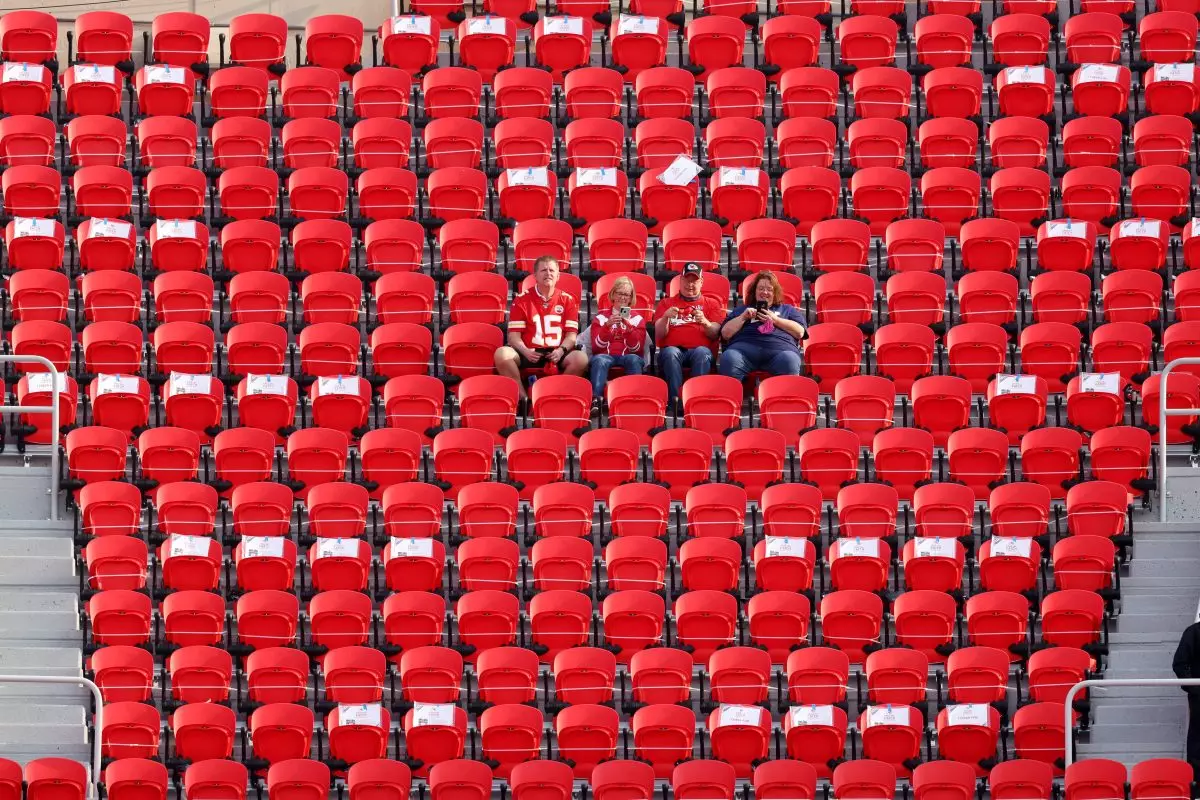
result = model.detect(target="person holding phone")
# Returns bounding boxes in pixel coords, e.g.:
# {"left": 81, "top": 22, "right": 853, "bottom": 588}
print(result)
{"left": 718, "top": 270, "right": 807, "bottom": 381}
{"left": 654, "top": 263, "right": 724, "bottom": 411}
{"left": 587, "top": 276, "right": 647, "bottom": 411}
{"left": 495, "top": 255, "right": 588, "bottom": 401}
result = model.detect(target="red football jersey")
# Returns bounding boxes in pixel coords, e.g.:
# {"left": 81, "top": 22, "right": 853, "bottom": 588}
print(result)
{"left": 508, "top": 286, "right": 580, "bottom": 349}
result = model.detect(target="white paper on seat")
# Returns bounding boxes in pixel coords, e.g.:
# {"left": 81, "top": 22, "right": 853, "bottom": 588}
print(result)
{"left": 26, "top": 372, "right": 67, "bottom": 393}
{"left": 146, "top": 65, "right": 187, "bottom": 85}
{"left": 156, "top": 219, "right": 197, "bottom": 240}
{"left": 789, "top": 705, "right": 834, "bottom": 727}
{"left": 88, "top": 219, "right": 132, "bottom": 239}
{"left": 1118, "top": 219, "right": 1162, "bottom": 239}
{"left": 658, "top": 155, "right": 702, "bottom": 187}
{"left": 946, "top": 703, "right": 990, "bottom": 726}
{"left": 865, "top": 705, "right": 910, "bottom": 727}
{"left": 168, "top": 534, "right": 212, "bottom": 558}
{"left": 2, "top": 63, "right": 43, "bottom": 83}
{"left": 246, "top": 374, "right": 290, "bottom": 396}
{"left": 618, "top": 14, "right": 660, "bottom": 34}
{"left": 1077, "top": 64, "right": 1120, "bottom": 84}
{"left": 317, "top": 375, "right": 359, "bottom": 397}
{"left": 718, "top": 704, "right": 763, "bottom": 727}
{"left": 719, "top": 167, "right": 760, "bottom": 187}
{"left": 412, "top": 702, "right": 456, "bottom": 727}
{"left": 338, "top": 703, "right": 383, "bottom": 727}
{"left": 1004, "top": 66, "right": 1045, "bottom": 84}
{"left": 242, "top": 536, "right": 286, "bottom": 559}
{"left": 577, "top": 168, "right": 618, "bottom": 187}
{"left": 467, "top": 15, "right": 508, "bottom": 35}
{"left": 168, "top": 372, "right": 212, "bottom": 397}
{"left": 315, "top": 538, "right": 361, "bottom": 559}
{"left": 764, "top": 536, "right": 807, "bottom": 558}
{"left": 988, "top": 536, "right": 1033, "bottom": 557}
{"left": 506, "top": 167, "right": 550, "bottom": 187}
{"left": 96, "top": 374, "right": 142, "bottom": 396}
{"left": 391, "top": 537, "right": 435, "bottom": 558}
{"left": 392, "top": 15, "right": 433, "bottom": 35}
{"left": 543, "top": 15, "right": 585, "bottom": 35}
{"left": 1046, "top": 220, "right": 1088, "bottom": 239}
{"left": 74, "top": 64, "right": 116, "bottom": 84}
{"left": 1191, "top": 218, "right": 1200, "bottom": 237}
{"left": 833, "top": 538, "right": 880, "bottom": 559}
{"left": 913, "top": 537, "right": 956, "bottom": 558}
{"left": 12, "top": 217, "right": 56, "bottom": 239}
{"left": 994, "top": 374, "right": 1037, "bottom": 395}
{"left": 1156, "top": 63, "right": 1195, "bottom": 82}
{"left": 1079, "top": 372, "right": 1120, "bottom": 394}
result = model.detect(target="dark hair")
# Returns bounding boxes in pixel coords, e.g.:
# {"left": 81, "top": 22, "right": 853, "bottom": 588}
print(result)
{"left": 742, "top": 270, "right": 784, "bottom": 306}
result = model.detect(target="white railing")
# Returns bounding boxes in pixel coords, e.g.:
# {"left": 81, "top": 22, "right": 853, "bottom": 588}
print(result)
{"left": 0, "top": 675, "right": 102, "bottom": 800}
{"left": 0, "top": 357, "right": 61, "bottom": 521}
{"left": 1064, "top": 677, "right": 1199, "bottom": 766}
{"left": 1157, "top": 358, "right": 1200, "bottom": 523}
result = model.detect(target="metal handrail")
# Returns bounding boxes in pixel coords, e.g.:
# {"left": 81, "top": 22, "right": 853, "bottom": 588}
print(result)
{"left": 1064, "top": 677, "right": 1200, "bottom": 766}
{"left": 0, "top": 675, "right": 102, "bottom": 799}
{"left": 1157, "top": 358, "right": 1200, "bottom": 522}
{"left": 0, "top": 357, "right": 61, "bottom": 521}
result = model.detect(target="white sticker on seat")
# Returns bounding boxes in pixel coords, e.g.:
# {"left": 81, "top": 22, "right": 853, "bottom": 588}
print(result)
{"left": 789, "top": 705, "right": 834, "bottom": 726}
{"left": 168, "top": 372, "right": 212, "bottom": 398}
{"left": 317, "top": 376, "right": 360, "bottom": 397}
{"left": 146, "top": 65, "right": 187, "bottom": 85}
{"left": 88, "top": 218, "right": 133, "bottom": 239}
{"left": 946, "top": 703, "right": 990, "bottom": 726}
{"left": 1118, "top": 219, "right": 1162, "bottom": 239}
{"left": 913, "top": 537, "right": 956, "bottom": 558}
{"left": 995, "top": 374, "right": 1037, "bottom": 395}
{"left": 506, "top": 167, "right": 550, "bottom": 187}
{"left": 338, "top": 703, "right": 383, "bottom": 727}
{"left": 26, "top": 372, "right": 67, "bottom": 393}
{"left": 1077, "top": 64, "right": 1120, "bottom": 84}
{"left": 467, "top": 15, "right": 508, "bottom": 35}
{"left": 246, "top": 374, "right": 290, "bottom": 396}
{"left": 412, "top": 702, "right": 456, "bottom": 727}
{"left": 2, "top": 63, "right": 44, "bottom": 83}
{"left": 576, "top": 168, "right": 618, "bottom": 187}
{"left": 1004, "top": 66, "right": 1045, "bottom": 85}
{"left": 96, "top": 374, "right": 142, "bottom": 396}
{"left": 241, "top": 536, "right": 286, "bottom": 559}
{"left": 988, "top": 536, "right": 1032, "bottom": 557}
{"left": 1155, "top": 63, "right": 1194, "bottom": 82}
{"left": 1079, "top": 372, "right": 1120, "bottom": 394}
{"left": 832, "top": 538, "right": 880, "bottom": 559}
{"left": 618, "top": 14, "right": 660, "bottom": 34}
{"left": 1046, "top": 220, "right": 1088, "bottom": 239}
{"left": 392, "top": 15, "right": 433, "bottom": 35}
{"left": 719, "top": 167, "right": 760, "bottom": 187}
{"left": 543, "top": 16, "right": 585, "bottom": 35}
{"left": 12, "top": 217, "right": 56, "bottom": 238}
{"left": 74, "top": 64, "right": 116, "bottom": 84}
{"left": 865, "top": 705, "right": 911, "bottom": 727}
{"left": 156, "top": 219, "right": 197, "bottom": 240}
{"left": 718, "top": 704, "right": 763, "bottom": 727}
{"left": 391, "top": 537, "right": 434, "bottom": 558}
{"left": 764, "top": 536, "right": 807, "bottom": 558}
{"left": 658, "top": 155, "right": 702, "bottom": 187}
{"left": 315, "top": 538, "right": 361, "bottom": 559}
{"left": 168, "top": 534, "right": 212, "bottom": 558}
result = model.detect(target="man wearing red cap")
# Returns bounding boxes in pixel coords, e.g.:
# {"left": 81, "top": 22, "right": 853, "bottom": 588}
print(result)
{"left": 653, "top": 262, "right": 724, "bottom": 411}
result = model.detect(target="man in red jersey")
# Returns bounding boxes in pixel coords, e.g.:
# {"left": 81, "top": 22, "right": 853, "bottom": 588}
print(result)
{"left": 495, "top": 255, "right": 588, "bottom": 400}
{"left": 653, "top": 263, "right": 723, "bottom": 410}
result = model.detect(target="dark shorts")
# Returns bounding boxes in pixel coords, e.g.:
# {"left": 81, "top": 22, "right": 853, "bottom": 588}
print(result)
{"left": 517, "top": 349, "right": 554, "bottom": 372}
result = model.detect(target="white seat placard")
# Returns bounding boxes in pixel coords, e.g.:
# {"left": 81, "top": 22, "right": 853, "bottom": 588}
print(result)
{"left": 865, "top": 705, "right": 911, "bottom": 727}
{"left": 75, "top": 64, "right": 116, "bottom": 84}
{"left": 1079, "top": 372, "right": 1120, "bottom": 394}
{"left": 618, "top": 14, "right": 660, "bottom": 34}
{"left": 392, "top": 16, "right": 433, "bottom": 35}
{"left": 96, "top": 374, "right": 142, "bottom": 396}
{"left": 576, "top": 168, "right": 618, "bottom": 187}
{"left": 168, "top": 534, "right": 212, "bottom": 558}
{"left": 719, "top": 167, "right": 760, "bottom": 187}
{"left": 412, "top": 702, "right": 456, "bottom": 727}
{"left": 913, "top": 537, "right": 956, "bottom": 558}
{"left": 168, "top": 372, "right": 212, "bottom": 398}
{"left": 764, "top": 536, "right": 807, "bottom": 558}
{"left": 1004, "top": 66, "right": 1045, "bottom": 84}
{"left": 467, "top": 16, "right": 508, "bottom": 35}
{"left": 658, "top": 155, "right": 702, "bottom": 187}
{"left": 1046, "top": 220, "right": 1088, "bottom": 239}
{"left": 1118, "top": 219, "right": 1162, "bottom": 239}
{"left": 789, "top": 705, "right": 834, "bottom": 727}
{"left": 338, "top": 703, "right": 383, "bottom": 727}
{"left": 946, "top": 703, "right": 990, "bottom": 726}
{"left": 156, "top": 219, "right": 197, "bottom": 240}
{"left": 506, "top": 167, "right": 550, "bottom": 187}
{"left": 317, "top": 376, "right": 360, "bottom": 397}
{"left": 12, "top": 217, "right": 56, "bottom": 238}
{"left": 391, "top": 537, "right": 435, "bottom": 558}
{"left": 718, "top": 704, "right": 764, "bottom": 727}
{"left": 146, "top": 65, "right": 187, "bottom": 85}
{"left": 1077, "top": 64, "right": 1120, "bottom": 84}
{"left": 246, "top": 374, "right": 290, "bottom": 396}
{"left": 832, "top": 538, "right": 880, "bottom": 559}
{"left": 3, "top": 63, "right": 44, "bottom": 83}
{"left": 26, "top": 373, "right": 67, "bottom": 393}
{"left": 241, "top": 536, "right": 286, "bottom": 559}
{"left": 1156, "top": 63, "right": 1195, "bottom": 82}
{"left": 315, "top": 538, "right": 361, "bottom": 559}
{"left": 994, "top": 374, "right": 1037, "bottom": 395}
{"left": 543, "top": 16, "right": 585, "bottom": 35}
{"left": 88, "top": 219, "right": 133, "bottom": 239}
{"left": 988, "top": 536, "right": 1033, "bottom": 557}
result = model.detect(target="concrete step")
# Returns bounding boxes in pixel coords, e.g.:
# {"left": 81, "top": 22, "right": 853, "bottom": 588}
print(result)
{"left": 0, "top": 647, "right": 85, "bottom": 704}
{"left": 0, "top": 592, "right": 79, "bottom": 646}
{"left": 0, "top": 538, "right": 75, "bottom": 589}
{"left": 0, "top": 703, "right": 88, "bottom": 747}
{"left": 0, "top": 466, "right": 56, "bottom": 522}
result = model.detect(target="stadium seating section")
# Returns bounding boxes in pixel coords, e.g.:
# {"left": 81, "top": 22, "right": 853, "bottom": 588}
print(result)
{"left": 0, "top": 1, "right": 1192, "bottom": 797}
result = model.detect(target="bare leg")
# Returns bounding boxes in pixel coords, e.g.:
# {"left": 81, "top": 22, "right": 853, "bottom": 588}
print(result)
{"left": 495, "top": 347, "right": 526, "bottom": 399}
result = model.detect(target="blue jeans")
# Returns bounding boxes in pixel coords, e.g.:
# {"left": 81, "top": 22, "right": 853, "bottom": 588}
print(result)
{"left": 591, "top": 353, "right": 645, "bottom": 398}
{"left": 719, "top": 343, "right": 802, "bottom": 382}
{"left": 658, "top": 346, "right": 715, "bottom": 404}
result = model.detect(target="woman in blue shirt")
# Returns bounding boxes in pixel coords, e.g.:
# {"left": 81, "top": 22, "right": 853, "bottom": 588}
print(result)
{"left": 718, "top": 270, "right": 807, "bottom": 381}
